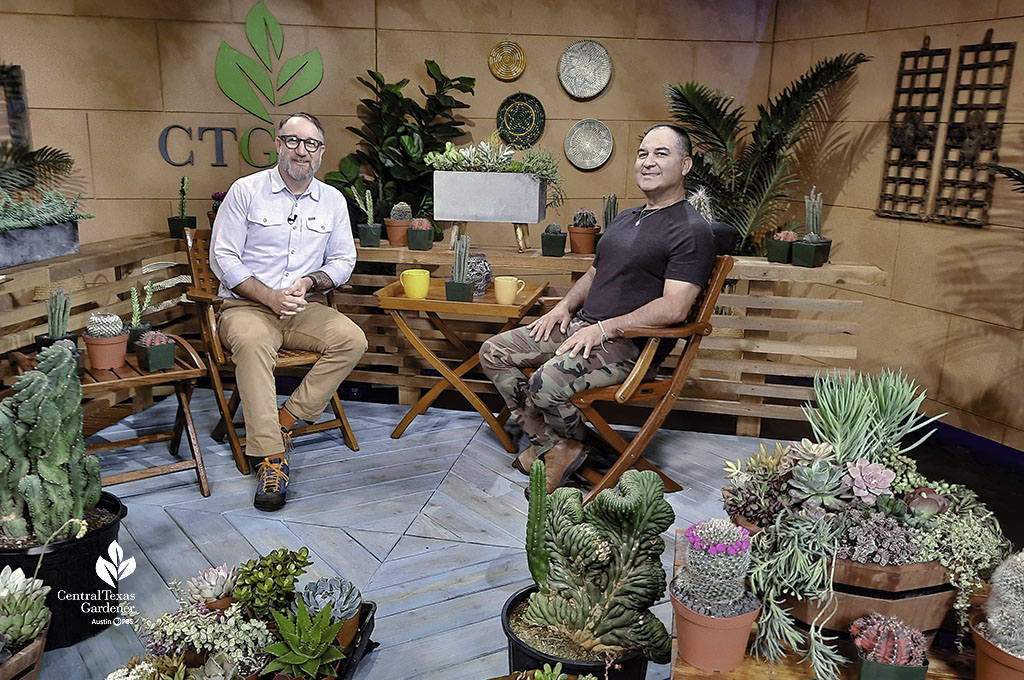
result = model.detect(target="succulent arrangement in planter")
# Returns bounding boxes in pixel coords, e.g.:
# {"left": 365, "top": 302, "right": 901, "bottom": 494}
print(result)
{"left": 353, "top": 189, "right": 380, "bottom": 248}
{"left": 135, "top": 330, "right": 176, "bottom": 372}
{"left": 407, "top": 216, "right": 434, "bottom": 251}
{"left": 766, "top": 229, "right": 798, "bottom": 263}
{"left": 83, "top": 311, "right": 129, "bottom": 370}
{"left": 168, "top": 176, "right": 196, "bottom": 239}
{"left": 792, "top": 186, "right": 830, "bottom": 267}
{"left": 128, "top": 280, "right": 155, "bottom": 346}
{"left": 540, "top": 224, "right": 566, "bottom": 257}
{"left": 295, "top": 576, "right": 362, "bottom": 652}
{"left": 0, "top": 565, "right": 51, "bottom": 677}
{"left": 721, "top": 369, "right": 1010, "bottom": 680}
{"left": 384, "top": 201, "right": 413, "bottom": 246}
{"left": 670, "top": 518, "right": 760, "bottom": 673}
{"left": 445, "top": 234, "right": 473, "bottom": 302}
{"left": 265, "top": 598, "right": 346, "bottom": 679}
{"left": 850, "top": 613, "right": 928, "bottom": 680}
{"left": 501, "top": 460, "right": 672, "bottom": 680}
{"left": 567, "top": 208, "right": 598, "bottom": 254}
{"left": 972, "top": 550, "right": 1024, "bottom": 680}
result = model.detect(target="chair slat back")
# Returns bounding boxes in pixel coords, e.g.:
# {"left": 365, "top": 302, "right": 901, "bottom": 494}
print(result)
{"left": 186, "top": 229, "right": 221, "bottom": 296}
{"left": 663, "top": 254, "right": 735, "bottom": 384}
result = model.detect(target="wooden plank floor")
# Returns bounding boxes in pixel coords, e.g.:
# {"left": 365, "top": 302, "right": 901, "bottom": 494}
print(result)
{"left": 36, "top": 390, "right": 772, "bottom": 680}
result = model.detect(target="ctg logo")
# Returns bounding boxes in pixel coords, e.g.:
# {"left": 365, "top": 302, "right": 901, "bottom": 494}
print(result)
{"left": 95, "top": 541, "right": 136, "bottom": 588}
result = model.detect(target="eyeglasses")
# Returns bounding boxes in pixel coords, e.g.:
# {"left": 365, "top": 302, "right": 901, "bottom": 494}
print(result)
{"left": 278, "top": 135, "right": 324, "bottom": 153}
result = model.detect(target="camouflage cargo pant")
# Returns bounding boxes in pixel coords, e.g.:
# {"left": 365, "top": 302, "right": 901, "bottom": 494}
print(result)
{"left": 479, "top": 316, "right": 639, "bottom": 455}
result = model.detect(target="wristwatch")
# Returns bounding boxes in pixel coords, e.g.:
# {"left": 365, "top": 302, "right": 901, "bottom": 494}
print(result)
{"left": 303, "top": 275, "right": 317, "bottom": 291}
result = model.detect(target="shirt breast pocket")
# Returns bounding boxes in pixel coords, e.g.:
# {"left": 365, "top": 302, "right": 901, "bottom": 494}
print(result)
{"left": 246, "top": 209, "right": 285, "bottom": 229}
{"left": 304, "top": 217, "right": 332, "bottom": 236}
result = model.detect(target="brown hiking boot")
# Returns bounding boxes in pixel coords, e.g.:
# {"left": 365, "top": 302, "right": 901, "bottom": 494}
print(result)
{"left": 540, "top": 439, "right": 587, "bottom": 493}
{"left": 511, "top": 445, "right": 537, "bottom": 475}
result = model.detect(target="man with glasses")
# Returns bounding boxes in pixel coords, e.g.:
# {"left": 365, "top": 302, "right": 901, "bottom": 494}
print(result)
{"left": 211, "top": 112, "right": 367, "bottom": 511}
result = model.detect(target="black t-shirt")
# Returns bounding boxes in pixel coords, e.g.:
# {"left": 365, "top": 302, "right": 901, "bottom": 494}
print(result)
{"left": 579, "top": 199, "right": 716, "bottom": 362}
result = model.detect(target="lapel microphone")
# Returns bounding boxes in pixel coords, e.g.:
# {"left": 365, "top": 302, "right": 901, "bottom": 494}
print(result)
{"left": 287, "top": 211, "right": 297, "bottom": 225}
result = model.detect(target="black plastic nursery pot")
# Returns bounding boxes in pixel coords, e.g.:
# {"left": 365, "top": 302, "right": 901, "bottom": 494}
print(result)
{"left": 765, "top": 238, "right": 792, "bottom": 263}
{"left": 501, "top": 586, "right": 649, "bottom": 680}
{"left": 357, "top": 223, "right": 381, "bottom": 247}
{"left": 857, "top": 652, "right": 929, "bottom": 680}
{"left": 792, "top": 238, "right": 832, "bottom": 267}
{"left": 541, "top": 233, "right": 567, "bottom": 257}
{"left": 135, "top": 341, "right": 176, "bottom": 371}
{"left": 445, "top": 279, "right": 474, "bottom": 302}
{"left": 407, "top": 229, "right": 434, "bottom": 251}
{"left": 0, "top": 492, "right": 129, "bottom": 650}
{"left": 168, "top": 216, "right": 196, "bottom": 238}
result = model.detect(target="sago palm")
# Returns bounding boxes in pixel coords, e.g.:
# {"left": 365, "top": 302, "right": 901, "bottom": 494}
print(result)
{"left": 667, "top": 52, "right": 870, "bottom": 255}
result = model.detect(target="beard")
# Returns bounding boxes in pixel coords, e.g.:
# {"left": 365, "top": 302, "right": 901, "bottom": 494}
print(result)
{"left": 284, "top": 156, "right": 320, "bottom": 182}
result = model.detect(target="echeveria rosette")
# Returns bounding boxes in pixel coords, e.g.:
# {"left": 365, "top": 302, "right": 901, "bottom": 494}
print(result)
{"left": 907, "top": 486, "right": 949, "bottom": 518}
{"left": 842, "top": 458, "right": 896, "bottom": 504}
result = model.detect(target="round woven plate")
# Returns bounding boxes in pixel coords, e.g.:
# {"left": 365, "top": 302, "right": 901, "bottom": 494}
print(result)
{"left": 488, "top": 40, "right": 526, "bottom": 81}
{"left": 558, "top": 39, "right": 612, "bottom": 99}
{"left": 497, "top": 93, "right": 546, "bottom": 149}
{"left": 564, "top": 118, "right": 613, "bottom": 170}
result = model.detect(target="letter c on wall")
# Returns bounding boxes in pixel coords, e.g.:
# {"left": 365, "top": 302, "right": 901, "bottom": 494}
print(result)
{"left": 159, "top": 125, "right": 195, "bottom": 166}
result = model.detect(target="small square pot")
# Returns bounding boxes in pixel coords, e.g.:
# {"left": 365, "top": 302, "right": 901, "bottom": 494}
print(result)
{"left": 792, "top": 238, "right": 831, "bottom": 267}
{"left": 407, "top": 229, "right": 434, "bottom": 251}
{"left": 357, "top": 223, "right": 381, "bottom": 247}
{"left": 857, "top": 651, "right": 929, "bottom": 680}
{"left": 168, "top": 216, "right": 196, "bottom": 239}
{"left": 541, "top": 232, "right": 567, "bottom": 257}
{"left": 135, "top": 341, "right": 176, "bottom": 372}
{"left": 128, "top": 323, "right": 152, "bottom": 349}
{"left": 766, "top": 238, "right": 793, "bottom": 263}
{"left": 445, "top": 280, "right": 473, "bottom": 302}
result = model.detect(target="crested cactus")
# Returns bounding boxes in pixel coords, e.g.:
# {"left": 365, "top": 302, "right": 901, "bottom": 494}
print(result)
{"left": 451, "top": 235, "right": 470, "bottom": 283}
{"left": 0, "top": 342, "right": 100, "bottom": 539}
{"left": 129, "top": 281, "right": 154, "bottom": 328}
{"left": 85, "top": 312, "right": 125, "bottom": 338}
{"left": 850, "top": 613, "right": 927, "bottom": 666}
{"left": 137, "top": 331, "right": 172, "bottom": 347}
{"left": 985, "top": 550, "right": 1024, "bottom": 657}
{"left": 842, "top": 458, "right": 895, "bottom": 504}
{"left": 601, "top": 194, "right": 618, "bottom": 229}
{"left": 389, "top": 201, "right": 412, "bottom": 221}
{"left": 0, "top": 565, "right": 51, "bottom": 645}
{"left": 185, "top": 564, "right": 238, "bottom": 603}
{"left": 45, "top": 289, "right": 72, "bottom": 338}
{"left": 523, "top": 469, "right": 673, "bottom": 664}
{"left": 526, "top": 459, "right": 550, "bottom": 593}
{"left": 674, "top": 519, "right": 752, "bottom": 605}
{"left": 295, "top": 576, "right": 361, "bottom": 624}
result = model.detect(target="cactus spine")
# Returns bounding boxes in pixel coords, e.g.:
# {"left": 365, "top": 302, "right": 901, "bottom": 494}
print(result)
{"left": 0, "top": 342, "right": 101, "bottom": 539}
{"left": 137, "top": 330, "right": 172, "bottom": 347}
{"left": 45, "top": 289, "right": 71, "bottom": 337}
{"left": 849, "top": 613, "right": 927, "bottom": 666}
{"left": 452, "top": 235, "right": 470, "bottom": 283}
{"left": 985, "top": 550, "right": 1024, "bottom": 657}
{"left": 522, "top": 470, "right": 674, "bottom": 663}
{"left": 178, "top": 176, "right": 189, "bottom": 219}
{"left": 804, "top": 185, "right": 824, "bottom": 243}
{"left": 601, "top": 194, "right": 618, "bottom": 229}
{"left": 675, "top": 519, "right": 752, "bottom": 605}
{"left": 85, "top": 312, "right": 125, "bottom": 338}
{"left": 526, "top": 459, "right": 550, "bottom": 594}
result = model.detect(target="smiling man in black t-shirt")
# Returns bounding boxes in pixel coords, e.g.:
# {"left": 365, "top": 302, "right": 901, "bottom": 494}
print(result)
{"left": 479, "top": 124, "right": 716, "bottom": 494}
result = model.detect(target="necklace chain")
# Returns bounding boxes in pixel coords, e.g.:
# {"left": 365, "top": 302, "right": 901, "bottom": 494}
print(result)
{"left": 634, "top": 206, "right": 666, "bottom": 227}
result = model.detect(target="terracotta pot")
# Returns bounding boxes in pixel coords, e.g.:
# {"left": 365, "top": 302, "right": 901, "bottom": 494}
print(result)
{"left": 0, "top": 619, "right": 48, "bottom": 680}
{"left": 183, "top": 649, "right": 209, "bottom": 668}
{"left": 671, "top": 595, "right": 760, "bottom": 673}
{"left": 83, "top": 332, "right": 129, "bottom": 370}
{"left": 384, "top": 219, "right": 411, "bottom": 246}
{"left": 336, "top": 613, "right": 360, "bottom": 652}
{"left": 205, "top": 595, "right": 236, "bottom": 612}
{"left": 972, "top": 613, "right": 1024, "bottom": 680}
{"left": 567, "top": 226, "right": 599, "bottom": 254}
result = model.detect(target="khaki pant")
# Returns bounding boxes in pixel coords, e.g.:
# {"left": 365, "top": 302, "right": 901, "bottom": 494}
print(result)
{"left": 218, "top": 298, "right": 367, "bottom": 458}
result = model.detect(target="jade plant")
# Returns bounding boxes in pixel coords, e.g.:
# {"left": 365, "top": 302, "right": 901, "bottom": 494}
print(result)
{"left": 0, "top": 341, "right": 101, "bottom": 540}
{"left": 232, "top": 547, "right": 312, "bottom": 620}
{"left": 522, "top": 460, "right": 673, "bottom": 664}
{"left": 265, "top": 597, "right": 345, "bottom": 679}
{"left": 294, "top": 576, "right": 361, "bottom": 625}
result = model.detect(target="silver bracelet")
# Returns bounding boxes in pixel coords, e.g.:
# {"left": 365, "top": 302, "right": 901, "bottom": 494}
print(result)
{"left": 597, "top": 320, "right": 609, "bottom": 342}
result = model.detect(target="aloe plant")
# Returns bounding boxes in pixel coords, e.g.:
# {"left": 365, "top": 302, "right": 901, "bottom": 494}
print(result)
{"left": 666, "top": 52, "right": 870, "bottom": 255}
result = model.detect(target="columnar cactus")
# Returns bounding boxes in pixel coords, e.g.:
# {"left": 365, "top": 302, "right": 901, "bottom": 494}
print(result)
{"left": 137, "top": 330, "right": 172, "bottom": 347}
{"left": 85, "top": 312, "right": 125, "bottom": 338}
{"left": 523, "top": 469, "right": 673, "bottom": 663}
{"left": 178, "top": 176, "right": 189, "bottom": 219}
{"left": 849, "top": 613, "right": 927, "bottom": 666}
{"left": 45, "top": 289, "right": 71, "bottom": 337}
{"left": 129, "top": 281, "right": 154, "bottom": 328}
{"left": 803, "top": 186, "right": 825, "bottom": 243}
{"left": 526, "top": 459, "right": 550, "bottom": 593}
{"left": 985, "top": 550, "right": 1024, "bottom": 657}
{"left": 601, "top": 194, "right": 618, "bottom": 228}
{"left": 674, "top": 519, "right": 752, "bottom": 605}
{"left": 354, "top": 189, "right": 375, "bottom": 225}
{"left": 0, "top": 565, "right": 51, "bottom": 645}
{"left": 0, "top": 342, "right": 101, "bottom": 539}
{"left": 451, "top": 235, "right": 470, "bottom": 283}
{"left": 185, "top": 564, "right": 238, "bottom": 603}
{"left": 390, "top": 201, "right": 413, "bottom": 221}
{"left": 294, "top": 576, "right": 361, "bottom": 624}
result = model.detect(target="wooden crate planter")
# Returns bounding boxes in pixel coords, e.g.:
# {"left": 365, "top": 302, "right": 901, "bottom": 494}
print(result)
{"left": 0, "top": 622, "right": 48, "bottom": 680}
{"left": 0, "top": 221, "right": 79, "bottom": 269}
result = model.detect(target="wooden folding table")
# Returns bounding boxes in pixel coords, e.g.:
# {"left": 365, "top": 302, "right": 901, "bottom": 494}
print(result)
{"left": 375, "top": 278, "right": 546, "bottom": 452}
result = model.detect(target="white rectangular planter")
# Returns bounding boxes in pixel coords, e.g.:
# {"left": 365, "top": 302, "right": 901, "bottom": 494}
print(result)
{"left": 0, "top": 220, "right": 80, "bottom": 270}
{"left": 433, "top": 171, "right": 546, "bottom": 224}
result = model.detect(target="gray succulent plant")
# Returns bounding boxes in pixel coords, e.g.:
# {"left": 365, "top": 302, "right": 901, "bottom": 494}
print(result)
{"left": 186, "top": 564, "right": 239, "bottom": 603}
{"left": 190, "top": 651, "right": 241, "bottom": 680}
{"left": 788, "top": 458, "right": 846, "bottom": 509}
{"left": 294, "top": 576, "right": 361, "bottom": 624}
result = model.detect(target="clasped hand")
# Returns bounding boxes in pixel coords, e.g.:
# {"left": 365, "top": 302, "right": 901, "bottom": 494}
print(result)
{"left": 527, "top": 306, "right": 605, "bottom": 360}
{"left": 268, "top": 278, "right": 312, "bottom": 318}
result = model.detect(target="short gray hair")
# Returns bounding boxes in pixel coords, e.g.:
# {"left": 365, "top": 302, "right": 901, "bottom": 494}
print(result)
{"left": 278, "top": 112, "right": 324, "bottom": 140}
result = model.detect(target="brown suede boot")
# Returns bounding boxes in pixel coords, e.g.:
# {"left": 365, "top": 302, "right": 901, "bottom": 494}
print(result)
{"left": 540, "top": 439, "right": 587, "bottom": 493}
{"left": 512, "top": 445, "right": 537, "bottom": 475}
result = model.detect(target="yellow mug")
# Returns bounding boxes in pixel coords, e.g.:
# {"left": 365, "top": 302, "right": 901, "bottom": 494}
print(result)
{"left": 494, "top": 276, "right": 526, "bottom": 305}
{"left": 400, "top": 269, "right": 430, "bottom": 300}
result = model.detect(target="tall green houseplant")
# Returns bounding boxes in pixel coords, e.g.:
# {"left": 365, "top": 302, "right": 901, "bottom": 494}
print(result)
{"left": 326, "top": 59, "right": 475, "bottom": 239}
{"left": 666, "top": 52, "right": 870, "bottom": 255}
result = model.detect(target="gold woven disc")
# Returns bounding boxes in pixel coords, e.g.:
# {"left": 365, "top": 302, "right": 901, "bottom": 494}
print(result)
{"left": 488, "top": 40, "right": 526, "bottom": 81}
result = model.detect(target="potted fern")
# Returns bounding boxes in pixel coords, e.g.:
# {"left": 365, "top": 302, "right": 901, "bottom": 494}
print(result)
{"left": 541, "top": 224, "right": 566, "bottom": 257}
{"left": 167, "top": 176, "right": 195, "bottom": 238}
{"left": 384, "top": 201, "right": 412, "bottom": 246}
{"left": 353, "top": 189, "right": 381, "bottom": 247}
{"left": 407, "top": 216, "right": 434, "bottom": 251}
{"left": 792, "top": 187, "right": 830, "bottom": 267}
{"left": 445, "top": 234, "right": 473, "bottom": 301}
{"left": 134, "top": 330, "right": 176, "bottom": 372}
{"left": 82, "top": 311, "right": 129, "bottom": 370}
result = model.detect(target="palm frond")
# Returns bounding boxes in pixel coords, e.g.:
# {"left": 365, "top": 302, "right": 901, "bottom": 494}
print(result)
{"left": 0, "top": 142, "right": 75, "bottom": 193}
{"left": 665, "top": 81, "right": 745, "bottom": 157}
{"left": 985, "top": 164, "right": 1024, "bottom": 193}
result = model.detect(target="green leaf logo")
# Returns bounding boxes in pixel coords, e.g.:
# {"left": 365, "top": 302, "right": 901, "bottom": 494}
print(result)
{"left": 216, "top": 1, "right": 323, "bottom": 123}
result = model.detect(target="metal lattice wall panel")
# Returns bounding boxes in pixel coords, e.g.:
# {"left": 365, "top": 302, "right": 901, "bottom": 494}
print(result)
{"left": 876, "top": 36, "right": 950, "bottom": 220}
{"left": 930, "top": 29, "right": 1015, "bottom": 227}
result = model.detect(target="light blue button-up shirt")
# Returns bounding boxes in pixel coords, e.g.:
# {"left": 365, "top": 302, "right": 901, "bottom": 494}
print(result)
{"left": 210, "top": 167, "right": 356, "bottom": 299}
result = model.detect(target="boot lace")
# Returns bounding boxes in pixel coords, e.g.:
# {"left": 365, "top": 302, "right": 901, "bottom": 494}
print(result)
{"left": 257, "top": 457, "right": 290, "bottom": 493}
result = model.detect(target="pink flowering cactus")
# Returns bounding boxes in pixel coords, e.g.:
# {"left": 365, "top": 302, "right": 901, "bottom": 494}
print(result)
{"left": 685, "top": 519, "right": 751, "bottom": 556}
{"left": 843, "top": 458, "right": 896, "bottom": 504}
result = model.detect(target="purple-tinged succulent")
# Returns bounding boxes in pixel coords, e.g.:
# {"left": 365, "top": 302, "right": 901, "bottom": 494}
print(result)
{"left": 907, "top": 486, "right": 949, "bottom": 518}
{"left": 843, "top": 458, "right": 896, "bottom": 504}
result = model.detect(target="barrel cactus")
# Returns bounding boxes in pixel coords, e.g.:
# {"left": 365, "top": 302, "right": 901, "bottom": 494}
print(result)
{"left": 984, "top": 550, "right": 1024, "bottom": 657}
{"left": 389, "top": 201, "right": 413, "bottom": 221}
{"left": 85, "top": 312, "right": 125, "bottom": 338}
{"left": 673, "top": 518, "right": 752, "bottom": 605}
{"left": 523, "top": 467, "right": 673, "bottom": 663}
{"left": 850, "top": 613, "right": 927, "bottom": 666}
{"left": 294, "top": 576, "right": 361, "bottom": 624}
{"left": 0, "top": 565, "right": 51, "bottom": 645}
{"left": 0, "top": 341, "right": 101, "bottom": 539}
{"left": 137, "top": 330, "right": 172, "bottom": 347}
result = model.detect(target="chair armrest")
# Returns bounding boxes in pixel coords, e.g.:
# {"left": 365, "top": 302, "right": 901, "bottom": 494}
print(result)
{"left": 536, "top": 296, "right": 563, "bottom": 308}
{"left": 186, "top": 289, "right": 223, "bottom": 306}
{"left": 622, "top": 322, "right": 712, "bottom": 339}
{"left": 614, "top": 338, "right": 660, "bottom": 403}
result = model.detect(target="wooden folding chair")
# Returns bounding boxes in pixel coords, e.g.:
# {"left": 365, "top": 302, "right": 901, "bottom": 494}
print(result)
{"left": 184, "top": 229, "right": 358, "bottom": 475}
{"left": 573, "top": 254, "right": 735, "bottom": 502}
